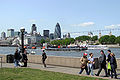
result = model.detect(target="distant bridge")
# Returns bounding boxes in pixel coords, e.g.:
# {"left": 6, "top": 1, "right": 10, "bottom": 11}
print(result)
{"left": 63, "top": 28, "right": 120, "bottom": 34}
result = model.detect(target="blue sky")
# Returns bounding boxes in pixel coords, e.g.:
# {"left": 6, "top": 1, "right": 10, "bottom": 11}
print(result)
{"left": 0, "top": 0, "right": 120, "bottom": 37}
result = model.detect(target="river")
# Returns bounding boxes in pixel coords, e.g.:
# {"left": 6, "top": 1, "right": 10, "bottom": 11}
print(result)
{"left": 0, "top": 47, "right": 120, "bottom": 58}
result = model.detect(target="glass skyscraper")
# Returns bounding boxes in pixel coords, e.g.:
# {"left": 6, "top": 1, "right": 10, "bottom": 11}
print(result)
{"left": 54, "top": 23, "right": 61, "bottom": 39}
{"left": 7, "top": 29, "right": 14, "bottom": 37}
{"left": 31, "top": 24, "right": 37, "bottom": 34}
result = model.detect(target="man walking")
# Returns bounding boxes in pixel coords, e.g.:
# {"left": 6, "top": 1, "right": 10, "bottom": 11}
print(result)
{"left": 42, "top": 49, "right": 47, "bottom": 67}
{"left": 95, "top": 50, "right": 108, "bottom": 77}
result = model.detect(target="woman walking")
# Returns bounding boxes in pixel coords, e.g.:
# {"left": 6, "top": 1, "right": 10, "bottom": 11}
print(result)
{"left": 79, "top": 53, "right": 89, "bottom": 75}
{"left": 88, "top": 53, "right": 95, "bottom": 76}
{"left": 110, "top": 53, "right": 117, "bottom": 79}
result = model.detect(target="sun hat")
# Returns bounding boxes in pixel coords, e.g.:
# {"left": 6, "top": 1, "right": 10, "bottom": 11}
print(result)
{"left": 83, "top": 53, "right": 87, "bottom": 56}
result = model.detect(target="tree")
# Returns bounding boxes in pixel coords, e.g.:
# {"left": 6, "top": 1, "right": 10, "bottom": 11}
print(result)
{"left": 116, "top": 36, "right": 120, "bottom": 45}
{"left": 99, "top": 35, "right": 109, "bottom": 44}
{"left": 91, "top": 35, "right": 98, "bottom": 42}
{"left": 45, "top": 38, "right": 50, "bottom": 43}
{"left": 50, "top": 38, "right": 75, "bottom": 46}
{"left": 99, "top": 35, "right": 116, "bottom": 44}
{"left": 75, "top": 36, "right": 91, "bottom": 42}
{"left": 108, "top": 35, "right": 116, "bottom": 44}
{"left": 40, "top": 39, "right": 45, "bottom": 45}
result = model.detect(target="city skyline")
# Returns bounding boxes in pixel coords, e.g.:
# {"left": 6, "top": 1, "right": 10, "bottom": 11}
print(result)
{"left": 0, "top": 0, "right": 120, "bottom": 37}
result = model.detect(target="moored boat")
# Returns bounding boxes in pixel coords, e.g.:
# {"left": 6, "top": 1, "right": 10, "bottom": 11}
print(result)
{"left": 88, "top": 45, "right": 108, "bottom": 50}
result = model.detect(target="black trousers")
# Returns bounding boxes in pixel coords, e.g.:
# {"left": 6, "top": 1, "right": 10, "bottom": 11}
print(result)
{"left": 22, "top": 60, "right": 27, "bottom": 67}
{"left": 42, "top": 59, "right": 46, "bottom": 67}
{"left": 108, "top": 69, "right": 111, "bottom": 75}
{"left": 111, "top": 64, "right": 117, "bottom": 78}
{"left": 79, "top": 66, "right": 89, "bottom": 75}
{"left": 96, "top": 64, "right": 107, "bottom": 76}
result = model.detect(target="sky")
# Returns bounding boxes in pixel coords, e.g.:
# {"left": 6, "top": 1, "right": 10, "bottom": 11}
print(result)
{"left": 0, "top": 0, "right": 120, "bottom": 37}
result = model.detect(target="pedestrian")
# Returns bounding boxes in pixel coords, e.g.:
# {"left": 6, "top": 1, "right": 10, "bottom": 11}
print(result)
{"left": 14, "top": 48, "right": 20, "bottom": 67}
{"left": 110, "top": 53, "right": 117, "bottom": 79}
{"left": 21, "top": 50, "right": 28, "bottom": 67}
{"left": 107, "top": 50, "right": 111, "bottom": 76}
{"left": 42, "top": 49, "right": 47, "bottom": 67}
{"left": 88, "top": 53, "right": 95, "bottom": 76}
{"left": 79, "top": 53, "right": 89, "bottom": 75}
{"left": 95, "top": 50, "right": 108, "bottom": 77}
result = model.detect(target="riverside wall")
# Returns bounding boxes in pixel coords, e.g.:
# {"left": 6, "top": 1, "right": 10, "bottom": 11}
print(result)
{"left": 0, "top": 54, "right": 120, "bottom": 69}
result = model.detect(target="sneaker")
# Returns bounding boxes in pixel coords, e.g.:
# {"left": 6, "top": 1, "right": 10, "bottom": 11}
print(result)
{"left": 95, "top": 74, "right": 99, "bottom": 76}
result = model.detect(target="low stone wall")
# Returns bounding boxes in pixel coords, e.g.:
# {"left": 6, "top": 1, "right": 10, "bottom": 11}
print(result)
{"left": 0, "top": 54, "right": 120, "bottom": 69}
{"left": 27, "top": 55, "right": 81, "bottom": 68}
{"left": 0, "top": 54, "right": 6, "bottom": 63}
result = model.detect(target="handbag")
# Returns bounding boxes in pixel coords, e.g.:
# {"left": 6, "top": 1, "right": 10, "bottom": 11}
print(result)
{"left": 107, "top": 62, "right": 111, "bottom": 70}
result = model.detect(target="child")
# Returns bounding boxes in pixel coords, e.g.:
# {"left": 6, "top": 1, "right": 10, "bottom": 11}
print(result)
{"left": 88, "top": 53, "right": 95, "bottom": 76}
{"left": 79, "top": 53, "right": 89, "bottom": 75}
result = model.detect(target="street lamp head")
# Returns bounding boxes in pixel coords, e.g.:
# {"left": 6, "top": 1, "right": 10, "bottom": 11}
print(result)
{"left": 20, "top": 27, "right": 25, "bottom": 32}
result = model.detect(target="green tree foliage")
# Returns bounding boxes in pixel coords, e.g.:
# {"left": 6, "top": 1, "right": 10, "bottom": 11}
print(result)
{"left": 116, "top": 36, "right": 120, "bottom": 45}
{"left": 91, "top": 35, "right": 98, "bottom": 42}
{"left": 75, "top": 36, "right": 91, "bottom": 41}
{"left": 109, "top": 35, "right": 116, "bottom": 44}
{"left": 45, "top": 38, "right": 50, "bottom": 43}
{"left": 50, "top": 38, "right": 75, "bottom": 46}
{"left": 40, "top": 39, "right": 45, "bottom": 45}
{"left": 99, "top": 35, "right": 116, "bottom": 44}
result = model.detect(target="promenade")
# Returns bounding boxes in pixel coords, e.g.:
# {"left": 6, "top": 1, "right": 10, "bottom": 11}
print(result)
{"left": 2, "top": 63, "right": 120, "bottom": 80}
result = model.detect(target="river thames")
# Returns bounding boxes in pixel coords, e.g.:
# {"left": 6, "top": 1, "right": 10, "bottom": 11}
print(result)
{"left": 0, "top": 47, "right": 120, "bottom": 58}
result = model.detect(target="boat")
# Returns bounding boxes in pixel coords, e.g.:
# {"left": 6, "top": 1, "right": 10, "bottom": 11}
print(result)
{"left": 46, "top": 45, "right": 87, "bottom": 51}
{"left": 24, "top": 46, "right": 36, "bottom": 49}
{"left": 88, "top": 45, "right": 108, "bottom": 50}
{"left": 30, "top": 51, "right": 36, "bottom": 55}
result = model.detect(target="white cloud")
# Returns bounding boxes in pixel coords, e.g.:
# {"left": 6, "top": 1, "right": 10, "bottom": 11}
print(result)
{"left": 105, "top": 24, "right": 120, "bottom": 29}
{"left": 71, "top": 22, "right": 95, "bottom": 27}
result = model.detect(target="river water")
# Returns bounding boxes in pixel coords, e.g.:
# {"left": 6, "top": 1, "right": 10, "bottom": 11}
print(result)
{"left": 0, "top": 47, "right": 120, "bottom": 58}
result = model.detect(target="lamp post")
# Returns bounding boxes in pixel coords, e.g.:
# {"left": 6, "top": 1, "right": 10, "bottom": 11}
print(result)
{"left": 20, "top": 27, "right": 25, "bottom": 54}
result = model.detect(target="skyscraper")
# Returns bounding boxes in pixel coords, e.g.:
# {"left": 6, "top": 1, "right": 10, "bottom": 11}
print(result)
{"left": 7, "top": 29, "right": 14, "bottom": 37}
{"left": 43, "top": 30, "right": 49, "bottom": 38}
{"left": 14, "top": 31, "right": 20, "bottom": 37}
{"left": 54, "top": 23, "right": 61, "bottom": 39}
{"left": 31, "top": 24, "right": 37, "bottom": 34}
{"left": 49, "top": 33, "right": 54, "bottom": 39}
{"left": 1, "top": 32, "right": 6, "bottom": 39}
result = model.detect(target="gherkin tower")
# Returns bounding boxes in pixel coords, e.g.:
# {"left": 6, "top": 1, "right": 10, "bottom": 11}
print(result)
{"left": 54, "top": 23, "right": 61, "bottom": 39}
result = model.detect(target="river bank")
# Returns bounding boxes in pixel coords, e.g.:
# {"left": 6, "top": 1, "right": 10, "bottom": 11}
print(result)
{"left": 0, "top": 54, "right": 120, "bottom": 70}
{"left": 106, "top": 44, "right": 120, "bottom": 48}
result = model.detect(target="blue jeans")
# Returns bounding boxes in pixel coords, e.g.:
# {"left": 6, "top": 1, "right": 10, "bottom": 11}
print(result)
{"left": 79, "top": 66, "right": 89, "bottom": 75}
{"left": 88, "top": 65, "right": 94, "bottom": 76}
{"left": 14, "top": 59, "right": 19, "bottom": 67}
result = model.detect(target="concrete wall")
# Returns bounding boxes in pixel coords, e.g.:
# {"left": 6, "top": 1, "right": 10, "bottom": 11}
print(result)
{"left": 0, "top": 54, "right": 6, "bottom": 63}
{"left": 0, "top": 54, "right": 120, "bottom": 69}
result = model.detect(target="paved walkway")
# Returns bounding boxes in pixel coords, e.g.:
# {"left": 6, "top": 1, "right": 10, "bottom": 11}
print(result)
{"left": 1, "top": 63, "right": 120, "bottom": 80}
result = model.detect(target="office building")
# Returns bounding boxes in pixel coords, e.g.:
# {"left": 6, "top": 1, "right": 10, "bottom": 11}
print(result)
{"left": 49, "top": 33, "right": 54, "bottom": 39}
{"left": 54, "top": 23, "right": 61, "bottom": 39}
{"left": 14, "top": 31, "right": 20, "bottom": 37}
{"left": 43, "top": 30, "right": 49, "bottom": 38}
{"left": 1, "top": 32, "right": 6, "bottom": 39}
{"left": 7, "top": 29, "right": 14, "bottom": 37}
{"left": 31, "top": 24, "right": 37, "bottom": 34}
